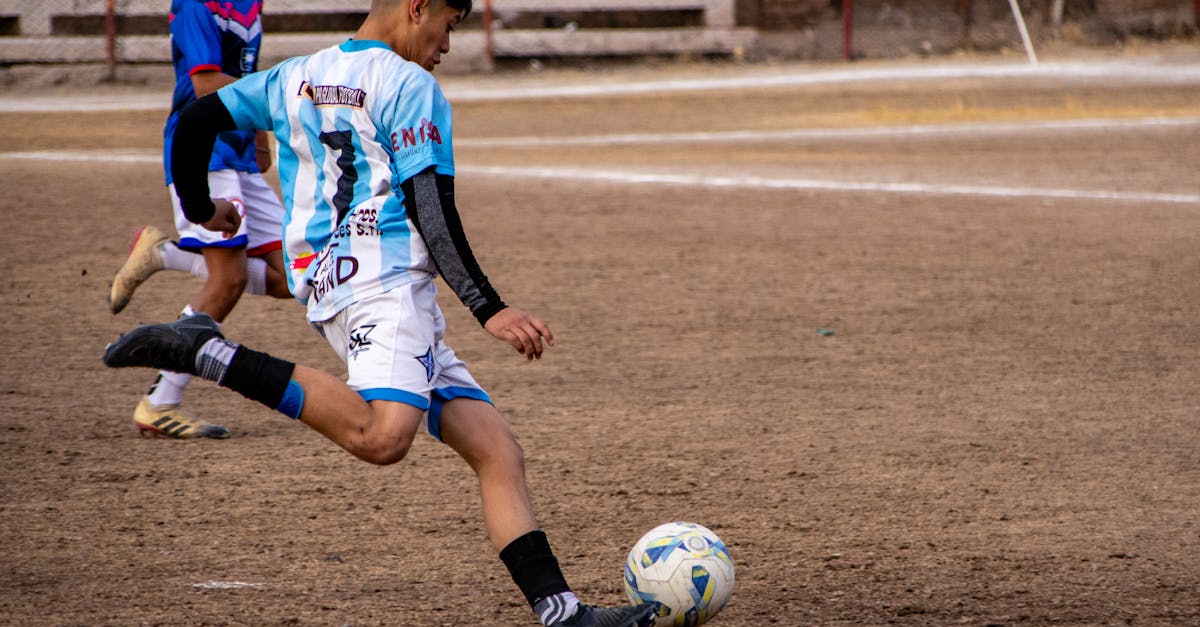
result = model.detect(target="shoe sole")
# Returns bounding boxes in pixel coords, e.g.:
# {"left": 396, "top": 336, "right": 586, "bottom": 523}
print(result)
{"left": 136, "top": 423, "right": 231, "bottom": 439}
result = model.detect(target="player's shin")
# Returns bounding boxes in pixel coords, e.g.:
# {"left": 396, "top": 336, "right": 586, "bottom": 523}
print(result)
{"left": 194, "top": 339, "right": 304, "bottom": 419}
{"left": 499, "top": 530, "right": 581, "bottom": 625}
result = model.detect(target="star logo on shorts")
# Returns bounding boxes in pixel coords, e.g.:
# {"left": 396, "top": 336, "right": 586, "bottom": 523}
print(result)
{"left": 414, "top": 346, "right": 435, "bottom": 382}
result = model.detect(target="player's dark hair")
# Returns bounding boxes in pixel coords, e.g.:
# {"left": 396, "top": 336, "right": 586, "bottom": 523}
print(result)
{"left": 375, "top": 0, "right": 472, "bottom": 18}
{"left": 444, "top": 0, "right": 472, "bottom": 18}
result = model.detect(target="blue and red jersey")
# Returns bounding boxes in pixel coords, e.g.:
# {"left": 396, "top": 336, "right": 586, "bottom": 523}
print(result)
{"left": 163, "top": 0, "right": 263, "bottom": 185}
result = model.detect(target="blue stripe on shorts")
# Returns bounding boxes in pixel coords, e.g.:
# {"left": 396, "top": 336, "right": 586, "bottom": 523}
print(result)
{"left": 427, "top": 386, "right": 493, "bottom": 442}
{"left": 357, "top": 388, "right": 431, "bottom": 411}
{"left": 178, "top": 234, "right": 249, "bottom": 249}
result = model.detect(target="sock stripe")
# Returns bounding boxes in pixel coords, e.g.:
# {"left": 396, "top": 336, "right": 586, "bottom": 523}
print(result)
{"left": 276, "top": 380, "right": 305, "bottom": 419}
{"left": 196, "top": 338, "right": 238, "bottom": 382}
{"left": 535, "top": 591, "right": 580, "bottom": 626}
{"left": 538, "top": 596, "right": 559, "bottom": 624}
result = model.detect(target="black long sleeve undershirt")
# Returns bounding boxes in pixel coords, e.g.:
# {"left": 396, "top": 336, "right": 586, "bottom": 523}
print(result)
{"left": 171, "top": 93, "right": 239, "bottom": 225}
{"left": 401, "top": 168, "right": 507, "bottom": 326}
{"left": 171, "top": 96, "right": 505, "bottom": 325}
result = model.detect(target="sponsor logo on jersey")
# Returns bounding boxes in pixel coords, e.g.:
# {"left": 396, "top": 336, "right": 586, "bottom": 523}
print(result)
{"left": 298, "top": 81, "right": 367, "bottom": 109}
{"left": 351, "top": 206, "right": 381, "bottom": 238}
{"left": 306, "top": 245, "right": 360, "bottom": 304}
{"left": 240, "top": 47, "right": 258, "bottom": 74}
{"left": 391, "top": 117, "right": 442, "bottom": 151}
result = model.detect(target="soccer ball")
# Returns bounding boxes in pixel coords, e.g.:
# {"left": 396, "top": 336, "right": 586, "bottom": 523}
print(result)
{"left": 623, "top": 522, "right": 735, "bottom": 626}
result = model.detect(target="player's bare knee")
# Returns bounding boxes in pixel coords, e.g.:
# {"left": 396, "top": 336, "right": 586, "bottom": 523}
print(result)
{"left": 483, "top": 428, "right": 526, "bottom": 472}
{"left": 354, "top": 432, "right": 414, "bottom": 466}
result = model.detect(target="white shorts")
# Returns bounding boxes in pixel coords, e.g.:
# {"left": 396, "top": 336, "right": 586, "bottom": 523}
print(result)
{"left": 311, "top": 277, "right": 491, "bottom": 441}
{"left": 169, "top": 169, "right": 284, "bottom": 256}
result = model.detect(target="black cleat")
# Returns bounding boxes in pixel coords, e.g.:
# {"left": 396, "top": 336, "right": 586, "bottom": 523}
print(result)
{"left": 103, "top": 313, "right": 223, "bottom": 374}
{"left": 562, "top": 603, "right": 656, "bottom": 627}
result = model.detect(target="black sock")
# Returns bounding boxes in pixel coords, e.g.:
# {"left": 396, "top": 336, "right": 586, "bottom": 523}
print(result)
{"left": 217, "top": 346, "right": 295, "bottom": 409}
{"left": 499, "top": 530, "right": 572, "bottom": 608}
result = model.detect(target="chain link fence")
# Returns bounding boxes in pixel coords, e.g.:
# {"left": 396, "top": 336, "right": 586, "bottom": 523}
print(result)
{"left": 0, "top": 0, "right": 375, "bottom": 70}
{"left": 0, "top": 1, "right": 126, "bottom": 66}
{"left": 1, "top": 0, "right": 1196, "bottom": 70}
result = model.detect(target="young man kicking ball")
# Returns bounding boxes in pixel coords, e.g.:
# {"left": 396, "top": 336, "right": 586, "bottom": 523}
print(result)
{"left": 103, "top": 0, "right": 654, "bottom": 624}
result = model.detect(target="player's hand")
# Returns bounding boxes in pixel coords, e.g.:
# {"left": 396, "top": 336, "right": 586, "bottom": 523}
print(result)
{"left": 484, "top": 307, "right": 555, "bottom": 360}
{"left": 202, "top": 198, "right": 243, "bottom": 239}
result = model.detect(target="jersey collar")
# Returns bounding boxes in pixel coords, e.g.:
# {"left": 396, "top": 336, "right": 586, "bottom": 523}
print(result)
{"left": 339, "top": 39, "right": 392, "bottom": 53}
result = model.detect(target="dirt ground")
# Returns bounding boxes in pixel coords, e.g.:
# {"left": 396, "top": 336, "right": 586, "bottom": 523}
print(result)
{"left": 1, "top": 46, "right": 1199, "bottom": 626}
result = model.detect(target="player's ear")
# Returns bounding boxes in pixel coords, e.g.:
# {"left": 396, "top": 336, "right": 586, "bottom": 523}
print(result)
{"left": 409, "top": 0, "right": 429, "bottom": 20}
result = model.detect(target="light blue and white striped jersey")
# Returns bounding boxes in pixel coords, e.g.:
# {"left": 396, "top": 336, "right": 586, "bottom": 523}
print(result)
{"left": 217, "top": 39, "right": 454, "bottom": 322}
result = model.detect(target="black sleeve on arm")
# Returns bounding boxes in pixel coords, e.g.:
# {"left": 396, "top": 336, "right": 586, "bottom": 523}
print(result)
{"left": 401, "top": 167, "right": 507, "bottom": 326}
{"left": 170, "top": 93, "right": 239, "bottom": 224}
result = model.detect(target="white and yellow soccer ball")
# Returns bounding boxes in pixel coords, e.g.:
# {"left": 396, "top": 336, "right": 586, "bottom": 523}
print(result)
{"left": 623, "top": 522, "right": 735, "bottom": 626}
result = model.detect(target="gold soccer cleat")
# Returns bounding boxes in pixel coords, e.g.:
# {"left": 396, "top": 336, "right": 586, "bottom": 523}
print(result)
{"left": 109, "top": 225, "right": 168, "bottom": 314}
{"left": 133, "top": 396, "right": 230, "bottom": 439}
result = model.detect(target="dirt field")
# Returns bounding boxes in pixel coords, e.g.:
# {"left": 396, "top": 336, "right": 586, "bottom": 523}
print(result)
{"left": 2, "top": 46, "right": 1199, "bottom": 626}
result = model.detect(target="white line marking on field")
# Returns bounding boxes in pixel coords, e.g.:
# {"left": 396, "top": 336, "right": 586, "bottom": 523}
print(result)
{"left": 192, "top": 581, "right": 267, "bottom": 590}
{"left": 444, "top": 60, "right": 1200, "bottom": 101}
{"left": 0, "top": 95, "right": 166, "bottom": 113}
{"left": 459, "top": 116, "right": 1200, "bottom": 148}
{"left": 457, "top": 165, "right": 1200, "bottom": 205}
{"left": 1, "top": 151, "right": 161, "bottom": 163}
{"left": 4, "top": 149, "right": 1196, "bottom": 205}
{"left": 1, "top": 59, "right": 1197, "bottom": 112}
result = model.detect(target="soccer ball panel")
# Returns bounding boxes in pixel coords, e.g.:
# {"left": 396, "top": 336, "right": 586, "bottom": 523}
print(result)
{"left": 624, "top": 522, "right": 735, "bottom": 626}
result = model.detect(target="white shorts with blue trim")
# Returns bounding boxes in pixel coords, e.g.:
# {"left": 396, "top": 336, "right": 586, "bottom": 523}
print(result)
{"left": 310, "top": 277, "right": 491, "bottom": 441}
{"left": 169, "top": 169, "right": 284, "bottom": 255}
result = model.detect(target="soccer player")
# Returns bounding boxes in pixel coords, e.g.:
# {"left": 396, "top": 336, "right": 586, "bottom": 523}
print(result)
{"left": 103, "top": 0, "right": 655, "bottom": 625}
{"left": 107, "top": 0, "right": 291, "bottom": 439}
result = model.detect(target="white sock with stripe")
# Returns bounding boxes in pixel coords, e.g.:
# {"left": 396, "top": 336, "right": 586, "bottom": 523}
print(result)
{"left": 535, "top": 591, "right": 581, "bottom": 626}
